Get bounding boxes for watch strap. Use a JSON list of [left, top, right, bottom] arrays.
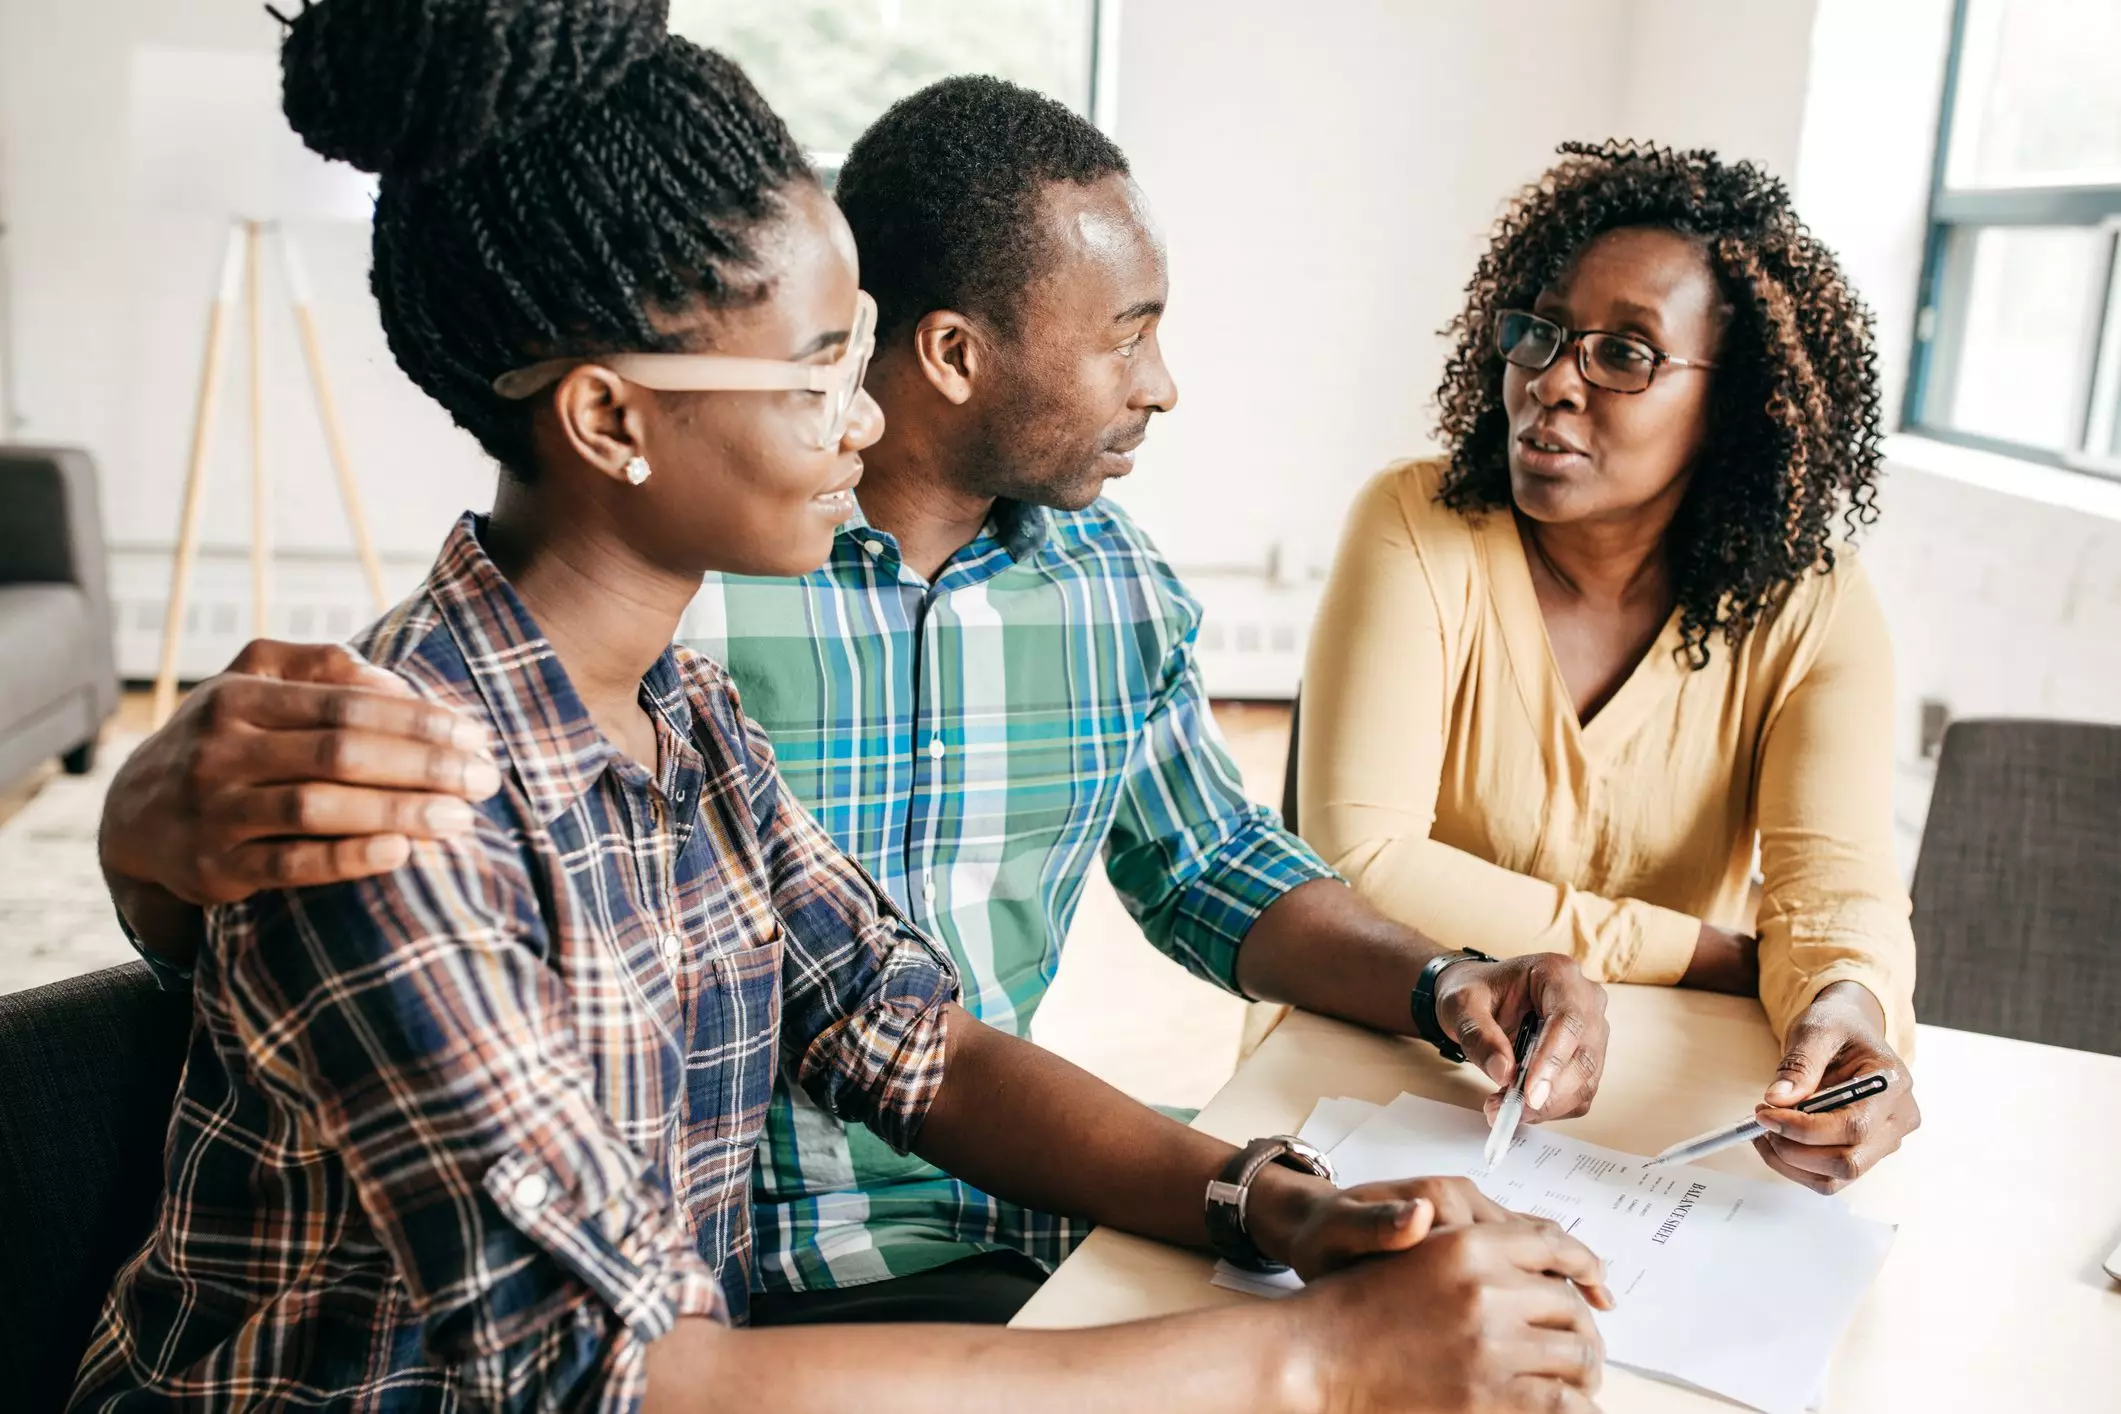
[[1410, 947, 1494, 1064], [1204, 1135, 1335, 1273]]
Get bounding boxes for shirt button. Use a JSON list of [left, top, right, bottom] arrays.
[[928, 736, 946, 759], [862, 539, 885, 557], [923, 877, 937, 904], [512, 1173, 551, 1210], [661, 934, 682, 965]]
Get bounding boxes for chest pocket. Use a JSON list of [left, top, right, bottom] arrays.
[[662, 810, 786, 1296]]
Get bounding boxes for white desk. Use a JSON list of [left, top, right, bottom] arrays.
[[1013, 986, 2121, 1411]]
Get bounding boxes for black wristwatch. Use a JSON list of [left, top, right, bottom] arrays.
[[1204, 1135, 1336, 1273], [1410, 947, 1495, 1064]]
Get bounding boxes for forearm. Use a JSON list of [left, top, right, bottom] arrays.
[[915, 1005, 1301, 1253], [1678, 921, 1759, 996], [647, 1306, 1315, 1414], [1233, 878, 1447, 1035], [1326, 833, 1704, 986]]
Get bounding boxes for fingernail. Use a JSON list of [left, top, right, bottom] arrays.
[[464, 761, 503, 799], [1486, 1055, 1511, 1085], [425, 799, 475, 833], [1528, 1079, 1551, 1111], [450, 719, 489, 753], [1766, 1080, 1797, 1102], [1757, 1117, 1784, 1136]]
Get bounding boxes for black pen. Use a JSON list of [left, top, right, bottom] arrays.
[[1645, 1071, 1893, 1168]]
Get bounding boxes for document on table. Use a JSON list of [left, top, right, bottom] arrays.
[[1212, 1093, 1894, 1414]]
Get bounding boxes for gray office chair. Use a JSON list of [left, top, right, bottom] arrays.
[[1910, 719, 2121, 1057], [0, 963, 191, 1412]]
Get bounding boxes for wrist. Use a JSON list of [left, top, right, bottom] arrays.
[[1410, 947, 1493, 1058], [1811, 979, 1887, 1035], [106, 871, 206, 966], [1242, 1163, 1336, 1269]]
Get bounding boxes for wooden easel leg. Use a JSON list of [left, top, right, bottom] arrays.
[[152, 224, 246, 728], [246, 221, 269, 640], [279, 230, 387, 612]]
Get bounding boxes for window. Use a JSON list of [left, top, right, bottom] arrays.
[[668, 0, 1105, 175], [1905, 0, 2121, 475]]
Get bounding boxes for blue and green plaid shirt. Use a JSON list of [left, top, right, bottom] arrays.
[[681, 496, 1336, 1292]]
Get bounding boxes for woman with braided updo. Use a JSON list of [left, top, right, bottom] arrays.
[[1300, 141, 1921, 1193], [72, 4, 1618, 1412]]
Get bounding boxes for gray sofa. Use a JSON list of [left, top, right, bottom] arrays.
[[0, 445, 117, 788]]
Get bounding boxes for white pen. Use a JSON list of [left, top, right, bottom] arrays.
[[1480, 1014, 1543, 1174], [1645, 1071, 1892, 1168]]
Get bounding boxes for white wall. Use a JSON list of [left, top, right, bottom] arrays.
[[0, 0, 492, 676], [1116, 0, 2121, 869], [1791, 0, 2121, 867], [1862, 444, 2121, 869], [1108, 0, 1630, 582], [1617, 0, 1817, 174], [5, 0, 2119, 774], [1108, 0, 1822, 692]]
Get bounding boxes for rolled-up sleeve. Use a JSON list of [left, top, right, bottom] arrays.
[[734, 705, 959, 1155], [1101, 574, 1338, 995], [205, 818, 726, 1414]]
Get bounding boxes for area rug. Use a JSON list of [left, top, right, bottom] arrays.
[[0, 737, 142, 995]]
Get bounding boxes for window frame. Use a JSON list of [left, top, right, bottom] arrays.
[[800, 0, 1115, 188], [1902, 0, 2121, 479]]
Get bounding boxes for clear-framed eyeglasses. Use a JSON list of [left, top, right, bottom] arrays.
[[492, 290, 878, 450]]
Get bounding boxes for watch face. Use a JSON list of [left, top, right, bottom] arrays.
[[1276, 1135, 1338, 1186]]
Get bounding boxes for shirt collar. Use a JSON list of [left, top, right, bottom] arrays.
[[989, 498, 1052, 561], [422, 513, 688, 825], [832, 495, 1051, 566]]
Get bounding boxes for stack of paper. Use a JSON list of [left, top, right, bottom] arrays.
[[1212, 1093, 1893, 1414]]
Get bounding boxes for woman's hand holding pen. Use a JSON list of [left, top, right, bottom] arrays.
[[1753, 982, 1920, 1194]]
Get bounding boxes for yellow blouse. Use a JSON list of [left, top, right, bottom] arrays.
[[1299, 459, 1915, 1052]]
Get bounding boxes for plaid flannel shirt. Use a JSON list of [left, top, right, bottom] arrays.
[[72, 515, 958, 1413], [679, 496, 1336, 1291]]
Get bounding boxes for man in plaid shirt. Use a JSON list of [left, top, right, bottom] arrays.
[[101, 80, 1609, 1326]]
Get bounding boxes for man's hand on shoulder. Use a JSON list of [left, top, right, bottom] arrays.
[[102, 639, 500, 962]]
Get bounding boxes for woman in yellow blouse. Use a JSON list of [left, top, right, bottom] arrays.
[[1301, 141, 1919, 1192]]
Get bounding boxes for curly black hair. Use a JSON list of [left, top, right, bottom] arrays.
[[1434, 140, 1884, 669], [834, 75, 1129, 347], [277, 0, 812, 473]]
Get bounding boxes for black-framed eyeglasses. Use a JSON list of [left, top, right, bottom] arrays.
[[1496, 309, 1717, 395]]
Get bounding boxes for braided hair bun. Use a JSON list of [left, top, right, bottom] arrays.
[[270, 0, 813, 474], [281, 0, 671, 180]]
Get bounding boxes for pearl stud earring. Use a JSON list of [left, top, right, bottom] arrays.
[[624, 455, 652, 486]]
